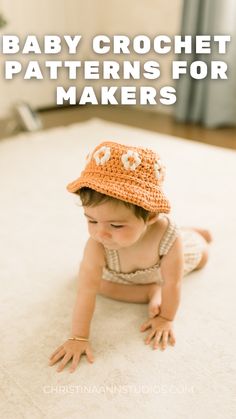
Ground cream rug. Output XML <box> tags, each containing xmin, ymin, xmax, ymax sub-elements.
<box><xmin>0</xmin><ymin>118</ymin><xmax>235</xmax><ymax>419</ymax></box>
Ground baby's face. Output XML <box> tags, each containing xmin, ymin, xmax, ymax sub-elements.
<box><xmin>83</xmin><ymin>200</ymin><xmax>151</xmax><ymax>250</ymax></box>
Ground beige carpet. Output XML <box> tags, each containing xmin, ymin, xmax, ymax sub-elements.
<box><xmin>0</xmin><ymin>118</ymin><xmax>235</xmax><ymax>419</ymax></box>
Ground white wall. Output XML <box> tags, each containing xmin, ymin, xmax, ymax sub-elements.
<box><xmin>0</xmin><ymin>0</ymin><xmax>183</xmax><ymax>118</ymax></box>
<box><xmin>0</xmin><ymin>0</ymin><xmax>100</xmax><ymax>117</ymax></box>
<box><xmin>94</xmin><ymin>0</ymin><xmax>183</xmax><ymax>113</ymax></box>
<box><xmin>97</xmin><ymin>0</ymin><xmax>183</xmax><ymax>88</ymax></box>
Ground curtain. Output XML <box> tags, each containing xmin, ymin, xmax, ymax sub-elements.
<box><xmin>175</xmin><ymin>0</ymin><xmax>236</xmax><ymax>127</ymax></box>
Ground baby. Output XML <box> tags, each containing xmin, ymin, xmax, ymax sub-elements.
<box><xmin>49</xmin><ymin>141</ymin><xmax>211</xmax><ymax>373</ymax></box>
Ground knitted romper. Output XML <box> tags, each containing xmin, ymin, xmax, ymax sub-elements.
<box><xmin>102</xmin><ymin>216</ymin><xmax>206</xmax><ymax>286</ymax></box>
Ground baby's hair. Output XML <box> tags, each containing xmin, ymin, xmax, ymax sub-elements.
<box><xmin>78</xmin><ymin>187</ymin><xmax>151</xmax><ymax>222</ymax></box>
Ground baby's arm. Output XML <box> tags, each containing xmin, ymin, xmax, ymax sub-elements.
<box><xmin>49</xmin><ymin>238</ymin><xmax>105</xmax><ymax>372</ymax></box>
<box><xmin>71</xmin><ymin>238</ymin><xmax>104</xmax><ymax>337</ymax></box>
<box><xmin>140</xmin><ymin>235</ymin><xmax>183</xmax><ymax>350</ymax></box>
<box><xmin>159</xmin><ymin>234</ymin><xmax>184</xmax><ymax>321</ymax></box>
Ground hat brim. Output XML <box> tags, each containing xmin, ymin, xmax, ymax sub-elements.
<box><xmin>67</xmin><ymin>177</ymin><xmax>170</xmax><ymax>213</ymax></box>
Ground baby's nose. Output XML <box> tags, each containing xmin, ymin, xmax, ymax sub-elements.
<box><xmin>96</xmin><ymin>226</ymin><xmax>111</xmax><ymax>240</ymax></box>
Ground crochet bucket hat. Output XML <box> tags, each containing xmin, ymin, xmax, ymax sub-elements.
<box><xmin>66</xmin><ymin>141</ymin><xmax>171</xmax><ymax>213</ymax></box>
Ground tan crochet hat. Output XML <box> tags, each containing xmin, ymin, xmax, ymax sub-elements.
<box><xmin>67</xmin><ymin>141</ymin><xmax>171</xmax><ymax>213</ymax></box>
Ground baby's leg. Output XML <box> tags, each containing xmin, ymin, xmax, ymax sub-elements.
<box><xmin>182</xmin><ymin>227</ymin><xmax>212</xmax><ymax>271</ymax></box>
<box><xmin>192</xmin><ymin>227</ymin><xmax>212</xmax><ymax>244</ymax></box>
<box><xmin>192</xmin><ymin>227</ymin><xmax>212</xmax><ymax>270</ymax></box>
<box><xmin>98</xmin><ymin>280</ymin><xmax>161</xmax><ymax>318</ymax></box>
<box><xmin>195</xmin><ymin>246</ymin><xmax>209</xmax><ymax>270</ymax></box>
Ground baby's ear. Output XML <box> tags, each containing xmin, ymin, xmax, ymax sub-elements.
<box><xmin>146</xmin><ymin>212</ymin><xmax>159</xmax><ymax>225</ymax></box>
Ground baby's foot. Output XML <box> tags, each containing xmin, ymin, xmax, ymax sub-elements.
<box><xmin>193</xmin><ymin>228</ymin><xmax>213</xmax><ymax>243</ymax></box>
<box><xmin>148</xmin><ymin>286</ymin><xmax>162</xmax><ymax>318</ymax></box>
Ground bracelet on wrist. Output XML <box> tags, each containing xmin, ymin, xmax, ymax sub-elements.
<box><xmin>68</xmin><ymin>336</ymin><xmax>89</xmax><ymax>342</ymax></box>
<box><xmin>158</xmin><ymin>314</ymin><xmax>174</xmax><ymax>322</ymax></box>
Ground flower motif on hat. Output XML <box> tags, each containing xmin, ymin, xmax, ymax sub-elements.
<box><xmin>121</xmin><ymin>150</ymin><xmax>141</xmax><ymax>171</ymax></box>
<box><xmin>93</xmin><ymin>146</ymin><xmax>111</xmax><ymax>165</ymax></box>
<box><xmin>154</xmin><ymin>158</ymin><xmax>165</xmax><ymax>181</ymax></box>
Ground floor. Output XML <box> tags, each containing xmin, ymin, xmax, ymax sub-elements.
<box><xmin>39</xmin><ymin>106</ymin><xmax>236</xmax><ymax>150</ymax></box>
<box><xmin>1</xmin><ymin>118</ymin><xmax>235</xmax><ymax>419</ymax></box>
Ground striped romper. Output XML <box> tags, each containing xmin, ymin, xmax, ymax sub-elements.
<box><xmin>102</xmin><ymin>216</ymin><xmax>206</xmax><ymax>286</ymax></box>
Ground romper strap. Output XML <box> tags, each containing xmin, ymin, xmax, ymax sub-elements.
<box><xmin>159</xmin><ymin>216</ymin><xmax>178</xmax><ymax>257</ymax></box>
<box><xmin>104</xmin><ymin>248</ymin><xmax>121</xmax><ymax>272</ymax></box>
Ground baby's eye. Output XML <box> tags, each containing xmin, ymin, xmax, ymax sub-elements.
<box><xmin>110</xmin><ymin>224</ymin><xmax>124</xmax><ymax>229</ymax></box>
<box><xmin>88</xmin><ymin>220</ymin><xmax>97</xmax><ymax>224</ymax></box>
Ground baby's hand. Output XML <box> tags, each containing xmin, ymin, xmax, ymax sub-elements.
<box><xmin>140</xmin><ymin>316</ymin><xmax>176</xmax><ymax>351</ymax></box>
<box><xmin>48</xmin><ymin>339</ymin><xmax>94</xmax><ymax>373</ymax></box>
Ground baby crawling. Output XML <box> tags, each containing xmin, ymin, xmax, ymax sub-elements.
<box><xmin>49</xmin><ymin>141</ymin><xmax>211</xmax><ymax>373</ymax></box>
